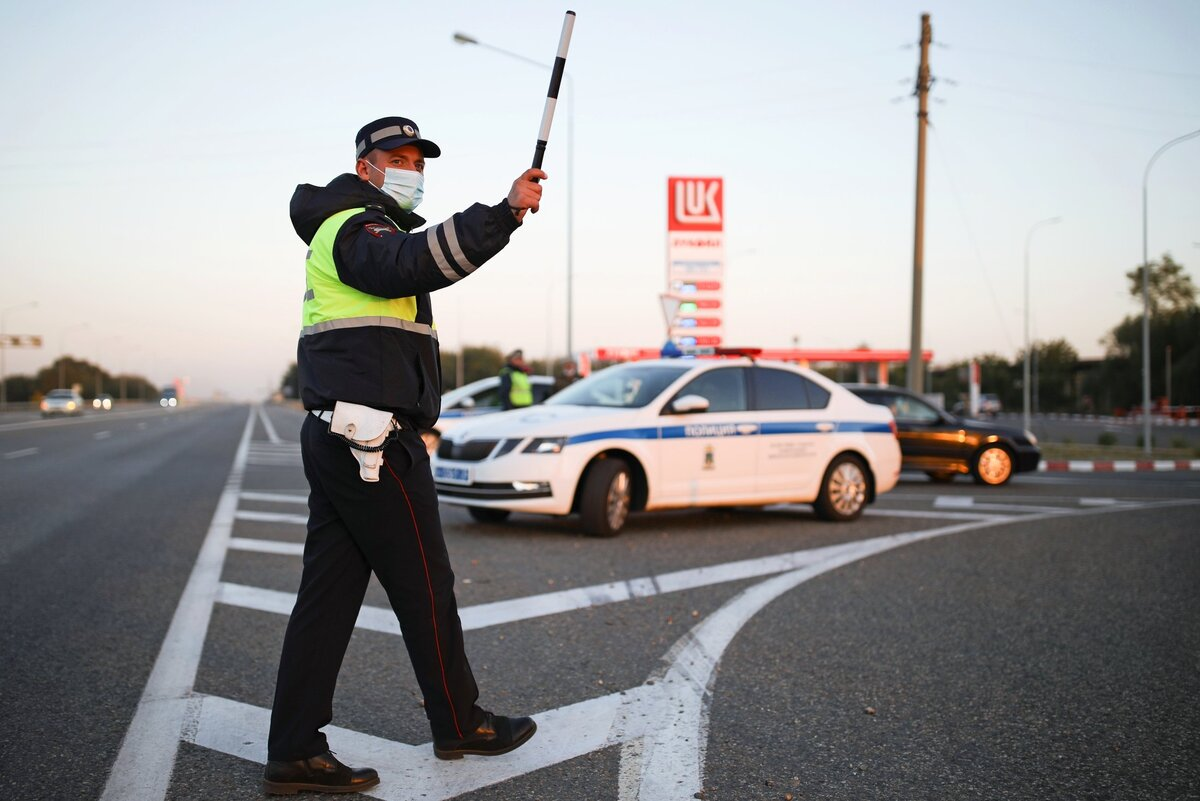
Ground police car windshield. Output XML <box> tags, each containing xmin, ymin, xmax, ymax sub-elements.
<box><xmin>546</xmin><ymin>364</ymin><xmax>690</xmax><ymax>408</ymax></box>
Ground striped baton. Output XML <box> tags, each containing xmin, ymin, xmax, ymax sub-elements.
<box><xmin>531</xmin><ymin>10</ymin><xmax>576</xmax><ymax>179</ymax></box>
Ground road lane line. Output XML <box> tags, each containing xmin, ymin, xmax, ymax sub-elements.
<box><xmin>100</xmin><ymin>406</ymin><xmax>255</xmax><ymax>801</ymax></box>
<box><xmin>234</xmin><ymin>510</ymin><xmax>308</xmax><ymax>525</ymax></box>
<box><xmin>864</xmin><ymin>508</ymin><xmax>1005</xmax><ymax>521</ymax></box>
<box><xmin>95</xmin><ymin>430</ymin><xmax>112</xmax><ymax>440</ymax></box>
<box><xmin>186</xmin><ymin>685</ymin><xmax>658</xmax><ymax>801</ymax></box>
<box><xmin>933</xmin><ymin>496</ymin><xmax>1072</xmax><ymax>514</ymax></box>
<box><xmin>213</xmin><ymin>534</ymin><xmax>1011</xmax><ymax>634</ymax></box>
<box><xmin>229</xmin><ymin>537</ymin><xmax>305</xmax><ymax>556</ymax></box>
<box><xmin>255</xmin><ymin>404</ymin><xmax>282</xmax><ymax>445</ymax></box>
<box><xmin>239</xmin><ymin>491</ymin><xmax>307</xmax><ymax>504</ymax></box>
<box><xmin>187</xmin><ymin>499</ymin><xmax>1186</xmax><ymax>799</ymax></box>
<box><xmin>3</xmin><ymin>447</ymin><xmax>38</xmax><ymax>460</ymax></box>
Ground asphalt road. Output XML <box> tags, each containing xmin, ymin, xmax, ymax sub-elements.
<box><xmin>1</xmin><ymin>404</ymin><xmax>1197</xmax><ymax>801</ymax></box>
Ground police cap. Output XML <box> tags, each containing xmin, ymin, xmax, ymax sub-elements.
<box><xmin>355</xmin><ymin>117</ymin><xmax>442</xmax><ymax>160</ymax></box>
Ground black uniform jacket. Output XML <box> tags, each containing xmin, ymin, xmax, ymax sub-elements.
<box><xmin>290</xmin><ymin>173</ymin><xmax>520</xmax><ymax>428</ymax></box>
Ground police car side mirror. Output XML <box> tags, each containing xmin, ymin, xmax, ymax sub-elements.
<box><xmin>459</xmin><ymin>397</ymin><xmax>476</xmax><ymax>410</ymax></box>
<box><xmin>670</xmin><ymin>395</ymin><xmax>710</xmax><ymax>414</ymax></box>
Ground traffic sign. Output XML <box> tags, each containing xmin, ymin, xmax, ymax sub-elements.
<box><xmin>0</xmin><ymin>334</ymin><xmax>42</xmax><ymax>348</ymax></box>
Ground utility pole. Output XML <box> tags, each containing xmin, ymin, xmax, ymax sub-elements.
<box><xmin>907</xmin><ymin>13</ymin><xmax>933</xmax><ymax>394</ymax></box>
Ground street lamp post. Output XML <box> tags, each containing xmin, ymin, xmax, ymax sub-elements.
<box><xmin>1141</xmin><ymin>128</ymin><xmax>1200</xmax><ymax>455</ymax></box>
<box><xmin>1023</xmin><ymin>217</ymin><xmax>1061</xmax><ymax>434</ymax></box>
<box><xmin>1</xmin><ymin>300</ymin><xmax>39</xmax><ymax>410</ymax></box>
<box><xmin>453</xmin><ymin>31</ymin><xmax>575</xmax><ymax>360</ymax></box>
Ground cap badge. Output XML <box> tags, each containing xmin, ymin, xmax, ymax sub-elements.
<box><xmin>402</xmin><ymin>124</ymin><xmax>416</xmax><ymax>136</ymax></box>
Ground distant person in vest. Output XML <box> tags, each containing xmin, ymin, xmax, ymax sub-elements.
<box><xmin>264</xmin><ymin>116</ymin><xmax>544</xmax><ymax>796</ymax></box>
<box><xmin>498</xmin><ymin>349</ymin><xmax>534</xmax><ymax>410</ymax></box>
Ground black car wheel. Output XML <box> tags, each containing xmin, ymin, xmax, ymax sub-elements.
<box><xmin>813</xmin><ymin>454</ymin><xmax>869</xmax><ymax>522</ymax></box>
<box><xmin>580</xmin><ymin>458</ymin><xmax>631</xmax><ymax>537</ymax></box>
<box><xmin>972</xmin><ymin>445</ymin><xmax>1014</xmax><ymax>486</ymax></box>
<box><xmin>468</xmin><ymin>507</ymin><xmax>511</xmax><ymax>524</ymax></box>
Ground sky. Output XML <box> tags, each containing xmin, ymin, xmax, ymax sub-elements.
<box><xmin>1</xmin><ymin>0</ymin><xmax>1198</xmax><ymax>400</ymax></box>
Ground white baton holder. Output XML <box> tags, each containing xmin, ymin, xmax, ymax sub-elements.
<box><xmin>329</xmin><ymin>401</ymin><xmax>398</xmax><ymax>482</ymax></box>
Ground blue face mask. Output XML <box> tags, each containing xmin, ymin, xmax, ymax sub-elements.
<box><xmin>366</xmin><ymin>161</ymin><xmax>424</xmax><ymax>211</ymax></box>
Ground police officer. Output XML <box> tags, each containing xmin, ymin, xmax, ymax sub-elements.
<box><xmin>264</xmin><ymin>117</ymin><xmax>544</xmax><ymax>795</ymax></box>
<box><xmin>498</xmin><ymin>349</ymin><xmax>534</xmax><ymax>411</ymax></box>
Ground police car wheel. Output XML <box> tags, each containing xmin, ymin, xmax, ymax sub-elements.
<box><xmin>580</xmin><ymin>459</ymin><xmax>631</xmax><ymax>538</ymax></box>
<box><xmin>971</xmin><ymin>445</ymin><xmax>1013</xmax><ymax>486</ymax></box>
<box><xmin>813</xmin><ymin>454</ymin><xmax>868</xmax><ymax>522</ymax></box>
<box><xmin>468</xmin><ymin>507</ymin><xmax>511</xmax><ymax>524</ymax></box>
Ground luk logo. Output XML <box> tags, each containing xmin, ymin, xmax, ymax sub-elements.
<box><xmin>668</xmin><ymin>177</ymin><xmax>723</xmax><ymax>231</ymax></box>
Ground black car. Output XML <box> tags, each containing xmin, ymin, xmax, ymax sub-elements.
<box><xmin>844</xmin><ymin>384</ymin><xmax>1040</xmax><ymax>485</ymax></box>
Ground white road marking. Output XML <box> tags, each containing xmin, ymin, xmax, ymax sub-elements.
<box><xmin>864</xmin><ymin>508</ymin><xmax>1004</xmax><ymax>521</ymax></box>
<box><xmin>933</xmin><ymin>496</ymin><xmax>1071</xmax><ymax>514</ymax></box>
<box><xmin>94</xmin><ymin>430</ymin><xmax>112</xmax><ymax>440</ymax></box>
<box><xmin>190</xmin><ymin>505</ymin><xmax>1173</xmax><ymax>801</ymax></box>
<box><xmin>1079</xmin><ymin>497</ymin><xmax>1118</xmax><ymax>506</ymax></box>
<box><xmin>767</xmin><ymin>502</ymin><xmax>1004</xmax><ymax>521</ymax></box>
<box><xmin>3</xmin><ymin>447</ymin><xmax>38</xmax><ymax>460</ymax></box>
<box><xmin>229</xmin><ymin>537</ymin><xmax>304</xmax><ymax>556</ymax></box>
<box><xmin>234</xmin><ymin>510</ymin><xmax>307</xmax><ymax>526</ymax></box>
<box><xmin>255</xmin><ymin>404</ymin><xmax>282</xmax><ymax>445</ymax></box>
<box><xmin>239</xmin><ymin>491</ymin><xmax>307</xmax><ymax>504</ymax></box>
<box><xmin>99</xmin><ymin>407</ymin><xmax>256</xmax><ymax>801</ymax></box>
<box><xmin>245</xmin><ymin>442</ymin><xmax>302</xmax><ymax>467</ymax></box>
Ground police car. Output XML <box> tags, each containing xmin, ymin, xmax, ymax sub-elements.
<box><xmin>429</xmin><ymin>375</ymin><xmax>555</xmax><ymax>438</ymax></box>
<box><xmin>432</xmin><ymin>357</ymin><xmax>901</xmax><ymax>536</ymax></box>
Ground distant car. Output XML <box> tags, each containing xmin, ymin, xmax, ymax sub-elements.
<box><xmin>421</xmin><ymin>374</ymin><xmax>555</xmax><ymax>452</ymax></box>
<box><xmin>844</xmin><ymin>384</ymin><xmax>1039</xmax><ymax>486</ymax></box>
<box><xmin>92</xmin><ymin>394</ymin><xmax>113</xmax><ymax>411</ymax></box>
<box><xmin>41</xmin><ymin>388</ymin><xmax>85</xmax><ymax>417</ymax></box>
<box><xmin>159</xmin><ymin>387</ymin><xmax>179</xmax><ymax>408</ymax></box>
<box><xmin>433</xmin><ymin>358</ymin><xmax>901</xmax><ymax>536</ymax></box>
<box><xmin>979</xmin><ymin>393</ymin><xmax>1002</xmax><ymax>415</ymax></box>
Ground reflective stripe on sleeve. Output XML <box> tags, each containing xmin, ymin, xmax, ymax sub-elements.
<box><xmin>303</xmin><ymin>289</ymin><xmax>315</xmax><ymax>301</ymax></box>
<box><xmin>301</xmin><ymin>317</ymin><xmax>438</xmax><ymax>338</ymax></box>
<box><xmin>426</xmin><ymin>226</ymin><xmax>464</xmax><ymax>282</ymax></box>
<box><xmin>441</xmin><ymin>218</ymin><xmax>479</xmax><ymax>275</ymax></box>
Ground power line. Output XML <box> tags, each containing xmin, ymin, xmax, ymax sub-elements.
<box><xmin>945</xmin><ymin>44</ymin><xmax>1200</xmax><ymax>81</ymax></box>
<box><xmin>956</xmin><ymin>81</ymin><xmax>1200</xmax><ymax>119</ymax></box>
<box><xmin>927</xmin><ymin>125</ymin><xmax>1016</xmax><ymax>354</ymax></box>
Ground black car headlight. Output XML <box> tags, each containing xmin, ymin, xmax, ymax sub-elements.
<box><xmin>523</xmin><ymin>437</ymin><xmax>566</xmax><ymax>454</ymax></box>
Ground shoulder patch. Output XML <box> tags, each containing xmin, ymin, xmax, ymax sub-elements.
<box><xmin>364</xmin><ymin>223</ymin><xmax>398</xmax><ymax>238</ymax></box>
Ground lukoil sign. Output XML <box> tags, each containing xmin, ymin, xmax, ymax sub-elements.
<box><xmin>668</xmin><ymin>177</ymin><xmax>723</xmax><ymax>231</ymax></box>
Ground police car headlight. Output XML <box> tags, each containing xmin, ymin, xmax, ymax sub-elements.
<box><xmin>523</xmin><ymin>437</ymin><xmax>566</xmax><ymax>454</ymax></box>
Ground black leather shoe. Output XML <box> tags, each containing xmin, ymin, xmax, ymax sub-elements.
<box><xmin>263</xmin><ymin>750</ymin><xmax>380</xmax><ymax>795</ymax></box>
<box><xmin>433</xmin><ymin>711</ymin><xmax>537</xmax><ymax>760</ymax></box>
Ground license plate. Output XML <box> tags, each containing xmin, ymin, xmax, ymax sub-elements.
<box><xmin>434</xmin><ymin>465</ymin><xmax>472</xmax><ymax>485</ymax></box>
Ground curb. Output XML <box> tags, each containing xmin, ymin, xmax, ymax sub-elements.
<box><xmin>1039</xmin><ymin>459</ymin><xmax>1200</xmax><ymax>473</ymax></box>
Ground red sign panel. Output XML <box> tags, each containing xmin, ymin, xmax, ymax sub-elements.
<box><xmin>668</xmin><ymin>177</ymin><xmax>724</xmax><ymax>232</ymax></box>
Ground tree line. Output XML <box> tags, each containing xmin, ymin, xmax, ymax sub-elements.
<box><xmin>2</xmin><ymin>357</ymin><xmax>160</xmax><ymax>403</ymax></box>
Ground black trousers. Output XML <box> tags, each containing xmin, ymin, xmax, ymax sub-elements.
<box><xmin>267</xmin><ymin>413</ymin><xmax>482</xmax><ymax>761</ymax></box>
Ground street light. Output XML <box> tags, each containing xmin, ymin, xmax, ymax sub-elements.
<box><xmin>453</xmin><ymin>30</ymin><xmax>575</xmax><ymax>360</ymax></box>
<box><xmin>1141</xmin><ymin>128</ymin><xmax>1200</xmax><ymax>455</ymax></box>
<box><xmin>1023</xmin><ymin>217</ymin><xmax>1061</xmax><ymax>434</ymax></box>
<box><xmin>1</xmin><ymin>300</ymin><xmax>38</xmax><ymax>410</ymax></box>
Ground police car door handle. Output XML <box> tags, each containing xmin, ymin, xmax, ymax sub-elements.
<box><xmin>816</xmin><ymin>422</ymin><xmax>836</xmax><ymax>433</ymax></box>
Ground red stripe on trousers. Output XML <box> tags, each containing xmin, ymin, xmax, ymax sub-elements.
<box><xmin>386</xmin><ymin>460</ymin><xmax>464</xmax><ymax>739</ymax></box>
